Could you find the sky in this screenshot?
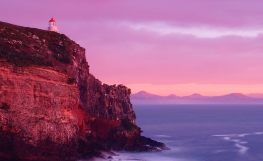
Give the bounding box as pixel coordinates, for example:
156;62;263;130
1;0;263;96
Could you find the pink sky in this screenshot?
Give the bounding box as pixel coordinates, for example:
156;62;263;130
1;0;263;96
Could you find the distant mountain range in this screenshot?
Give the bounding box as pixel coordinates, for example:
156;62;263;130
131;91;263;104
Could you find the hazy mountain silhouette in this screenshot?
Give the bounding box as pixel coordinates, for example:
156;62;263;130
131;91;263;104
246;93;263;98
131;91;162;99
184;93;208;98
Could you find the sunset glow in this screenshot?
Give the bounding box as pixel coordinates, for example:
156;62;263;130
1;0;263;96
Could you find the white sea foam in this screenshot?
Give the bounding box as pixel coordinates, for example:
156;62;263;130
111;155;146;161
211;132;262;155
223;137;230;140
254;132;263;135
78;151;147;161
212;134;237;137
111;148;194;161
82;156;146;161
234;143;249;155
214;150;228;154
213;132;263;138
213;133;250;137
231;139;240;143
231;139;249;155
238;133;250;137
155;134;171;138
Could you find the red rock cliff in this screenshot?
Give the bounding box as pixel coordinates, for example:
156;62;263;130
0;63;80;161
0;21;166;161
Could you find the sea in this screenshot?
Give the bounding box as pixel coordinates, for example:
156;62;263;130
117;104;263;161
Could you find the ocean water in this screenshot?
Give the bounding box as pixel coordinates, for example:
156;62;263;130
119;104;263;161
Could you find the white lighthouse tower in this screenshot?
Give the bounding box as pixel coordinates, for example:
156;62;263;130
48;18;59;32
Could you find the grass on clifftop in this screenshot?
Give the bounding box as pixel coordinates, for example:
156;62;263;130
0;21;74;67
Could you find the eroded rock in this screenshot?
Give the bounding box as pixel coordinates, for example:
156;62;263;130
0;21;167;161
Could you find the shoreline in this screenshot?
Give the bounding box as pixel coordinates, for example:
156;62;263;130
78;151;146;161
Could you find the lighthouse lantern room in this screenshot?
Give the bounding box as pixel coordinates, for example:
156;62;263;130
48;18;59;32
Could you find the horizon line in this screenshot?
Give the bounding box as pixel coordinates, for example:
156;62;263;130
132;90;263;98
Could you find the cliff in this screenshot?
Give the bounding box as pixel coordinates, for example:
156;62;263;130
0;21;167;161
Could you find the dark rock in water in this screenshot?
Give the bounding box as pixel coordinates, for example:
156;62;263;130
0;21;168;161
124;136;170;152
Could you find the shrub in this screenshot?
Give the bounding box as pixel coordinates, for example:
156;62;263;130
67;78;76;84
0;21;73;67
121;118;138;131
0;102;10;110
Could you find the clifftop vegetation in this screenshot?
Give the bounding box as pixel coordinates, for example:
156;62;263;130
0;21;74;66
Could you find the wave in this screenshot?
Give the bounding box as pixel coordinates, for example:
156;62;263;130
255;132;263;135
212;131;263;155
234;143;249;155
155;135;171;138
84;156;146;161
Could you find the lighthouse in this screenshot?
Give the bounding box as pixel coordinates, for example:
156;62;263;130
48;18;59;32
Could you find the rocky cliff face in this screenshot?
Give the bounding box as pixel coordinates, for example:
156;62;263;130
0;21;166;161
0;63;80;160
87;74;136;123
